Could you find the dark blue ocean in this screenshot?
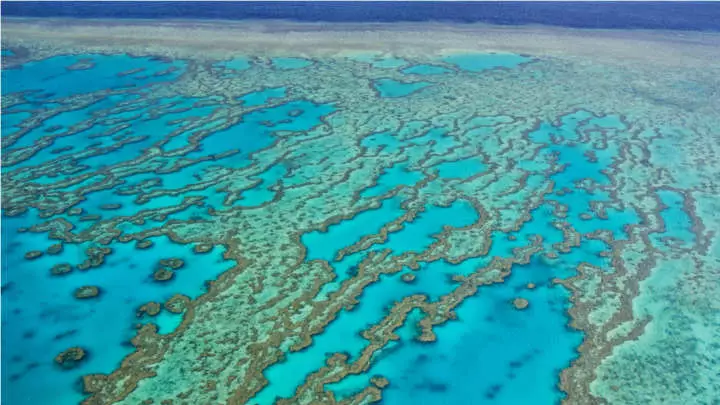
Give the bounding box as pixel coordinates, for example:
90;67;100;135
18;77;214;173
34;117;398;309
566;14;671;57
2;1;720;31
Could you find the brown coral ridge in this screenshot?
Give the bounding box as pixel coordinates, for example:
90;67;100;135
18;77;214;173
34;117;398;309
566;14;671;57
137;302;162;317
24;250;43;260
136;239;154;249
153;268;174;282
165;294;190;314
77;247;113;270
193;243;213;254
74;286;100;299
51;263;73;276
47;243;64;255
370;376;390;389
55;347;87;369
159;258;185;269
66;58;95;71
512;297;530;310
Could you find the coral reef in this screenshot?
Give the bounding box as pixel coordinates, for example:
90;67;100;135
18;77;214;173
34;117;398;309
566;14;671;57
158;258;184;270
73;286;100;299
50;263;73;276
152;269;174;282
24;250;43;260
512;297;530;310
55;347;87;369
1;19;718;405
137;302;162;317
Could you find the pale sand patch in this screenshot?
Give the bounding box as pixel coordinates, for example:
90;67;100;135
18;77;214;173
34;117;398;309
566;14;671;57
2;18;720;66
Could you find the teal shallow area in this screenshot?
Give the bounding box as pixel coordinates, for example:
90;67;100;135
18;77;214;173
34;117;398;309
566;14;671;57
186;99;335;158
443;53;530;72
373;78;433;98
434;158;487;178
271;57;313;70
233;164;287;207
255;260;476;405
361;131;404;153
238;86;287;106
213;57;252;72
1;110;32;138
651;189;695;249
361;163;424;198
401;64;453;75
348;54;409;69
1;54;185;100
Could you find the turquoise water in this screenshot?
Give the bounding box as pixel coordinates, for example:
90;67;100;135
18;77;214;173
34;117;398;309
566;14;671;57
361;163;424;198
443;53;530;72
361;131;404;153
214;57;252;72
651;190;695;249
434;158;486;178
402;64;453;75
1;54;185;100
233;164;287;207
1;43;709;405
272;57;313;70
373;78;433;98
239;86;287;107
350;54;409;69
1;110;31;137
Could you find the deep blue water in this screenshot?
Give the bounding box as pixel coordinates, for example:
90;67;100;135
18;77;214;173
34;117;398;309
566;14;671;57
2;2;720;31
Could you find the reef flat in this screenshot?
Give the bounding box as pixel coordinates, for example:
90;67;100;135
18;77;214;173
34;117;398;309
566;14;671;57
2;19;719;405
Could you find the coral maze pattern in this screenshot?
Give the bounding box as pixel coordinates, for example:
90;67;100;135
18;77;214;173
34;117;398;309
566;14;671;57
1;45;719;405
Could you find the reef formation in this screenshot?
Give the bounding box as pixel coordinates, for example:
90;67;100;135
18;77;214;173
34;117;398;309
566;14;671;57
1;20;719;405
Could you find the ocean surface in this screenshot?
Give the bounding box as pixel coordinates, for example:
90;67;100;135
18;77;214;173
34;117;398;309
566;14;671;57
1;3;719;405
3;1;720;30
